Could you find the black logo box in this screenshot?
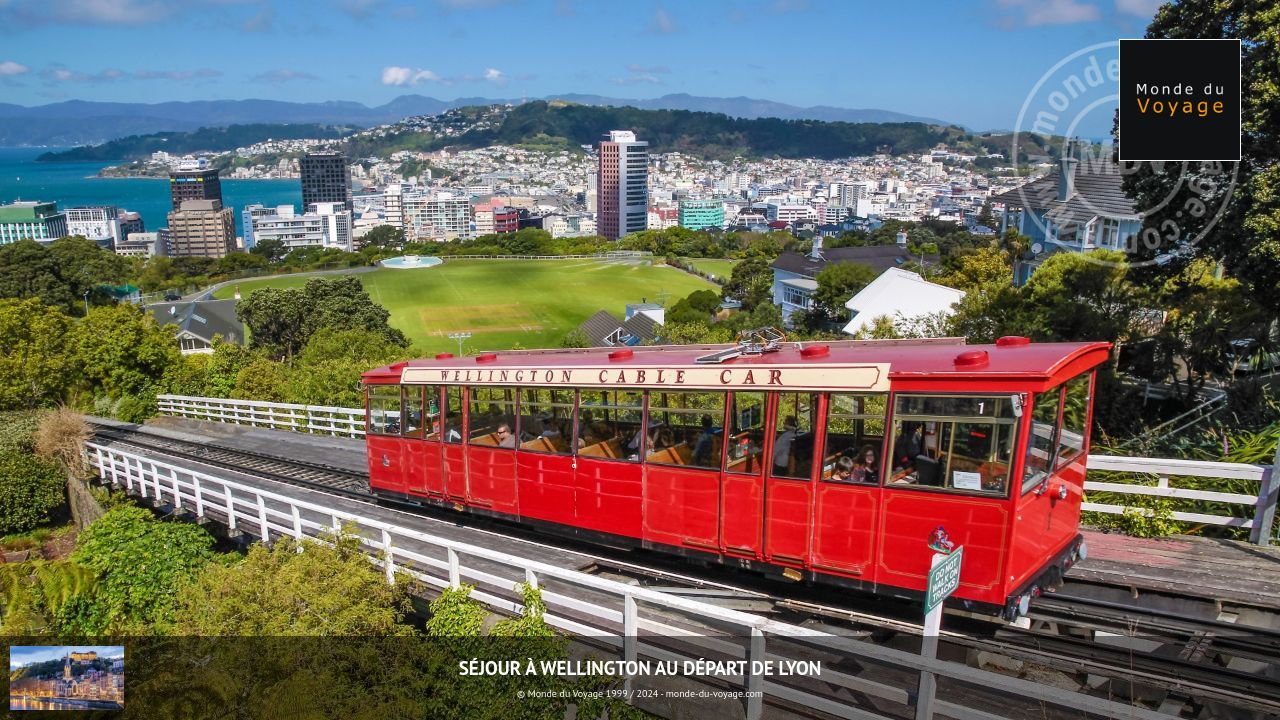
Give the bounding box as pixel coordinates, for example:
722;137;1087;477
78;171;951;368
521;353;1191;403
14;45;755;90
1119;38;1241;162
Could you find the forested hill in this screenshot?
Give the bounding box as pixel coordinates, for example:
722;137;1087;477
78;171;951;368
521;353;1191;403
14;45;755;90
471;101;959;159
348;101;963;160
39;102;988;164
36;123;356;163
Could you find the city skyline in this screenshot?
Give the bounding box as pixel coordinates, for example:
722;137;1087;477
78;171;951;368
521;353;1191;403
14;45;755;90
9;646;124;670
0;0;1160;135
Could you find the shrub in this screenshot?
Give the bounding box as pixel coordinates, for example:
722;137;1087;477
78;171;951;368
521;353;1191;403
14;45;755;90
0;410;41;453
34;406;90;477
0;450;65;535
115;393;156;423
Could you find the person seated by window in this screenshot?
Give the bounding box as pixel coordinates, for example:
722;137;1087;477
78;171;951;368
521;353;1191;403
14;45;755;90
496;423;516;449
854;444;878;483
773;416;799;475
830;455;856;483
692;414;717;466
893;423;923;471
651;427;675;451
539;417;562;440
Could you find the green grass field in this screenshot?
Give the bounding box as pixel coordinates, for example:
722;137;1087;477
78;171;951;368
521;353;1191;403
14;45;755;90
681;257;738;280
213;258;715;353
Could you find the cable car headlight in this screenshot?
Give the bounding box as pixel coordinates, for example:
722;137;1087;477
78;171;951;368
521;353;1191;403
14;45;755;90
1017;593;1031;617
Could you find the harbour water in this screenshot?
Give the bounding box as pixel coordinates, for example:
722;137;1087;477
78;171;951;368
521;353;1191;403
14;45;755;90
10;695;123;710
0;147;302;237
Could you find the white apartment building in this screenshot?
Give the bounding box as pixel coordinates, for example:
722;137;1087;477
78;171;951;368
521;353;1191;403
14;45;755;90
65;206;122;245
766;202;817;224
473;207;495;235
402;194;471;241
244;204;353;251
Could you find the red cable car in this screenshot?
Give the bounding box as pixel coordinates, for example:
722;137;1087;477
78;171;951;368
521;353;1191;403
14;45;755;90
362;336;1109;619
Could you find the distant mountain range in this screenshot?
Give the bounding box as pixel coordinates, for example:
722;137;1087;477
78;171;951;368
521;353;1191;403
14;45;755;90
0;94;954;147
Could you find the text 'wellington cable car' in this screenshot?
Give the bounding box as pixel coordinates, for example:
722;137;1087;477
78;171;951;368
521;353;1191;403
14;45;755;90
362;336;1109;619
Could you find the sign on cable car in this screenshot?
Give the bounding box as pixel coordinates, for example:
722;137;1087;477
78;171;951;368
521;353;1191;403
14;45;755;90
924;544;963;615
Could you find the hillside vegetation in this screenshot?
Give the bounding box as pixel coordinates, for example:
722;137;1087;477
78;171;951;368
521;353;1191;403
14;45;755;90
36;123;356;163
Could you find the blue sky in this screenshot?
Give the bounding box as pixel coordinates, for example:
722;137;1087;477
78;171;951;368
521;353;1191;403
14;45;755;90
0;0;1162;132
9;646;125;670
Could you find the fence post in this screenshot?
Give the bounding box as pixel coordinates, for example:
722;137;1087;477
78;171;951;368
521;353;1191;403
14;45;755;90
224;484;237;531
447;547;461;588
292;505;304;549
745;627;765;720
1250;446;1279;546
382;529;396;584
193;476;205;520
256;494;270;543
623;594;638;697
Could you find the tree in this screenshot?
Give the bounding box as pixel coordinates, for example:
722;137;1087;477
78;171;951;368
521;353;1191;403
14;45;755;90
214;251;268;276
721;255;773;311
560;329;591;348
202;341;259;398
0;299;78;409
1122;1;1280;312
237;276;407;358
936;246;1013;293
361;224;405;250
74;304;181;402
975;200;997;230
173;530;413;635
64;506;215;634
812;262;878;324
249;237;288;263
48;235;132;303
1021;250;1141;345
0;240;75;313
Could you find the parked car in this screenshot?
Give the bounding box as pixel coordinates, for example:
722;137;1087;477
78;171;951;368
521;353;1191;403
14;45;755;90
1223;339;1280;374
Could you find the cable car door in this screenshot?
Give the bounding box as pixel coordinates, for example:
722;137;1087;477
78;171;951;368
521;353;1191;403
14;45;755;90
810;393;886;582
763;392;820;568
440;386;468;502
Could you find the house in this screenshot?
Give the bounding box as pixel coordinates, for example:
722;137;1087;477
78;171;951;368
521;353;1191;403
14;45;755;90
575;309;662;347
842;267;965;336
992;140;1141;285
147;299;244;354
769;241;937;324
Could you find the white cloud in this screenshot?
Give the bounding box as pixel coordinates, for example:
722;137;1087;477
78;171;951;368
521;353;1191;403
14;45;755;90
995;0;1099;26
650;3;675;33
1114;0;1161;17
381;66;445;86
0;61;30;76
483;67;506;84
253;68;317;84
0;0;181;26
611;74;661;85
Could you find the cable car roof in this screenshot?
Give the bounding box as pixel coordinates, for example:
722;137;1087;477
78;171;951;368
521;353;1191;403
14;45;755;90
364;337;1111;391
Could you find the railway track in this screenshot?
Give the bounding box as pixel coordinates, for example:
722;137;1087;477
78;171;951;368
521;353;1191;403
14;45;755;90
89;421;1280;717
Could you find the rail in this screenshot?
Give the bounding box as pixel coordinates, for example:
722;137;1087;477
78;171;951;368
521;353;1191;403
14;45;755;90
156;395;365;438
1084;455;1277;545
85;441;1171;720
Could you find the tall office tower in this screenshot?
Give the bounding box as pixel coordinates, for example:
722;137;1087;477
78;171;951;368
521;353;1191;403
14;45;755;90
301;151;353;213
169;168;222;211
167;199;236;258
597;130;648;240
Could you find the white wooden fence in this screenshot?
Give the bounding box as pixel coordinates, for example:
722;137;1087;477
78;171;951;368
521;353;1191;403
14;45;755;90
86;442;1171;720
1083;455;1278;545
153;395;1279;545
157;395;365;438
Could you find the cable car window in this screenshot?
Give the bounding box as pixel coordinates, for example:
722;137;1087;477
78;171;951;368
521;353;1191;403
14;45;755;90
772;392;819;480
519;388;575;455
442;386;464;444
1022;389;1061;493
367;385;401;435
468;387;518;449
422;387;441;441
577;389;643;462
402;386;426;439
890;394;1017;497
725;392;766;475
647;390;726;469
822;393;887;484
1055;373;1091;470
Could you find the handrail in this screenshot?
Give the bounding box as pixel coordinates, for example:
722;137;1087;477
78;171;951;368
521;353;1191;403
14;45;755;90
86;441;1173;720
154;394;1279;545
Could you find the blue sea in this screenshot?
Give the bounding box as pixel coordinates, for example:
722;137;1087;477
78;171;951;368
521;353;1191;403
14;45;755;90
0;147;302;237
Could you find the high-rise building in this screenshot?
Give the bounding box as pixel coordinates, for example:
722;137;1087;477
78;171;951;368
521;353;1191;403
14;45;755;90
240;204;279;250
678;200;725;231
169;168;222;211
64;205;122;246
597;130;648;240
301;151;352;213
168;199;235;258
0;201;67;244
